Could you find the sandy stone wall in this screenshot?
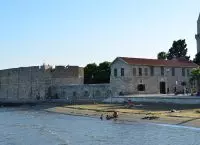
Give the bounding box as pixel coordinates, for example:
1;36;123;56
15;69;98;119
0;65;84;102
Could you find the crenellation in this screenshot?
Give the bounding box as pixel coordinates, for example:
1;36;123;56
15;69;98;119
0;65;84;101
51;65;83;78
30;66;40;72
55;65;65;70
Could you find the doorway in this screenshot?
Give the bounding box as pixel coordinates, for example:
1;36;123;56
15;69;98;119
160;82;166;94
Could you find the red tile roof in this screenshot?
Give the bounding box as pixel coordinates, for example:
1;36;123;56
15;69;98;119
119;57;198;67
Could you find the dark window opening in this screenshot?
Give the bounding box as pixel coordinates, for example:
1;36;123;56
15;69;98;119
119;92;124;96
137;84;145;91
121;68;124;76
114;68;117;77
139;68;142;76
150;66;154;76
172;68;175;76
161;66;164;76
160;82;166;94
182;68;185;76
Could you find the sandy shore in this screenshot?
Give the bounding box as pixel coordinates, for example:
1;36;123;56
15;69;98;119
44;103;200;128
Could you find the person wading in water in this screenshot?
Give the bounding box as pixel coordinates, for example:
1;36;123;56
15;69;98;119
100;114;103;120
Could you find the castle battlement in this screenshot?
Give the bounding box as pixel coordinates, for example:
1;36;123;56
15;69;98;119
0;64;84;101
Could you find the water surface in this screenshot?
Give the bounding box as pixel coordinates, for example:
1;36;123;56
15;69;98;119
0;107;199;145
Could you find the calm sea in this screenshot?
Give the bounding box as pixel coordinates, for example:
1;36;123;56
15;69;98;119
0;107;200;145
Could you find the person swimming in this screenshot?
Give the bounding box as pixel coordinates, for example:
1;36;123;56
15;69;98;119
106;115;111;120
100;114;103;120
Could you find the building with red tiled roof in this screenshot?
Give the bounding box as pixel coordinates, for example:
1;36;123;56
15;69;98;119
110;57;198;95
119;57;198;68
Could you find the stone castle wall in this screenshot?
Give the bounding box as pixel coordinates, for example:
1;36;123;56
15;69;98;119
0;65;84;102
49;84;111;102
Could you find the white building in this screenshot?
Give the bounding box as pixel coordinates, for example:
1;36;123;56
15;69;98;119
110;57;198;95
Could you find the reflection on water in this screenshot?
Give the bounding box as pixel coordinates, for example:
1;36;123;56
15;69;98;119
0;107;200;145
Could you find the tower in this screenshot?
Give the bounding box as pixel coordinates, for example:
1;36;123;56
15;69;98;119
195;13;200;53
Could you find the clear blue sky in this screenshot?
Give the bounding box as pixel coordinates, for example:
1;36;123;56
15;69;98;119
0;0;200;69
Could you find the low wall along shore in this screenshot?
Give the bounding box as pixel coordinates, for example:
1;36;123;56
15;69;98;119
49;84;112;102
0;83;112;103
104;96;200;105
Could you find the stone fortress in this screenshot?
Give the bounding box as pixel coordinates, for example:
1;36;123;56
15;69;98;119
0;64;111;103
0;65;81;102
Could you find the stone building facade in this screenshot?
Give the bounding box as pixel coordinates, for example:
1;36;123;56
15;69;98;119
0;65;84;102
110;57;198;96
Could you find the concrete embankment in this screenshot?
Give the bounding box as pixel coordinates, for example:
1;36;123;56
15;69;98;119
104;95;200;104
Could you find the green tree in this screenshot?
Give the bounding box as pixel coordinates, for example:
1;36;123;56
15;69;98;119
84;63;97;84
157;51;167;60
193;52;200;65
167;39;190;60
95;61;111;83
190;67;200;92
84;61;111;84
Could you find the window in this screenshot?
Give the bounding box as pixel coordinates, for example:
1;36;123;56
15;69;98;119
121;68;124;76
161;67;164;76
133;68;136;76
182;68;185;76
139;68;142;76
137;84;145;91
114;68;117;77
150;66;154;76
172;68;175;76
187;69;190;76
144;68;148;76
